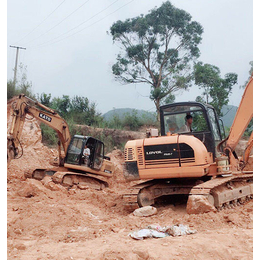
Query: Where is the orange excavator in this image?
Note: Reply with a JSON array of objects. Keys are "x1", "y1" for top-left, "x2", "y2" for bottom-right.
[
  {"x1": 7, "y1": 94, "x2": 114, "y2": 190},
  {"x1": 123, "y1": 76, "x2": 253, "y2": 213}
]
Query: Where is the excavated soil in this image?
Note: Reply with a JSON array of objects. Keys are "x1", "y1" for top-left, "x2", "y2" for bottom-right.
[{"x1": 7, "y1": 99, "x2": 253, "y2": 260}]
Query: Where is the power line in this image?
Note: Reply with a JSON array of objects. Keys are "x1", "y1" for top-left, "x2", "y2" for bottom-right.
[
  {"x1": 31, "y1": 0, "x2": 135, "y2": 49},
  {"x1": 14, "y1": 0, "x2": 66, "y2": 45},
  {"x1": 23, "y1": 0, "x2": 91, "y2": 46},
  {"x1": 29, "y1": 0, "x2": 120, "y2": 49}
]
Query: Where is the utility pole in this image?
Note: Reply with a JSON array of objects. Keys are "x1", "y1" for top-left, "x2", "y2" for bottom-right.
[{"x1": 10, "y1": 45, "x2": 26, "y2": 87}]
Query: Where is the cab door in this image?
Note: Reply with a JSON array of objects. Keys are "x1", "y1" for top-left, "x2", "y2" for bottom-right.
[
  {"x1": 93, "y1": 141, "x2": 104, "y2": 170},
  {"x1": 65, "y1": 136, "x2": 85, "y2": 165}
]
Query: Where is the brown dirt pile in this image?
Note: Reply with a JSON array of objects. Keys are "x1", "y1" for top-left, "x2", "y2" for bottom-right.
[
  {"x1": 7, "y1": 98, "x2": 253, "y2": 260},
  {"x1": 7, "y1": 98, "x2": 58, "y2": 181}
]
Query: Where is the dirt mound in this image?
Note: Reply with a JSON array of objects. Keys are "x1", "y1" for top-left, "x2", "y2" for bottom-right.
[{"x1": 106, "y1": 149, "x2": 126, "y2": 187}]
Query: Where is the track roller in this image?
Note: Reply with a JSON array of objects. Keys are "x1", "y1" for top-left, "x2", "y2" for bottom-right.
[{"x1": 137, "y1": 187, "x2": 155, "y2": 207}]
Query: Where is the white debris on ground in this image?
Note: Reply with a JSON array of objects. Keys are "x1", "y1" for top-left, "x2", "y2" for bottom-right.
[{"x1": 129, "y1": 224, "x2": 197, "y2": 240}]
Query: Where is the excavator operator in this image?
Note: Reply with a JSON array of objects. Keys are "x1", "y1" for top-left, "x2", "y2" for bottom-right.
[
  {"x1": 83, "y1": 144, "x2": 91, "y2": 166},
  {"x1": 179, "y1": 115, "x2": 193, "y2": 132}
]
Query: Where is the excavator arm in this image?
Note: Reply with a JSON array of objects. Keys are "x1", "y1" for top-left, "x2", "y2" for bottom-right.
[
  {"x1": 7, "y1": 94, "x2": 71, "y2": 165},
  {"x1": 223, "y1": 75, "x2": 253, "y2": 170}
]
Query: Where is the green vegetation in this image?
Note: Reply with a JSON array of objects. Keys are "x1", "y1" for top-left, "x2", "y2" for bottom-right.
[
  {"x1": 244, "y1": 118, "x2": 253, "y2": 137},
  {"x1": 7, "y1": 0, "x2": 253, "y2": 150},
  {"x1": 110, "y1": 1, "x2": 203, "y2": 120},
  {"x1": 36, "y1": 94, "x2": 156, "y2": 147},
  {"x1": 7, "y1": 64, "x2": 35, "y2": 100},
  {"x1": 104, "y1": 109, "x2": 158, "y2": 131},
  {"x1": 194, "y1": 62, "x2": 238, "y2": 116},
  {"x1": 240, "y1": 61, "x2": 253, "y2": 89},
  {"x1": 7, "y1": 73, "x2": 157, "y2": 149}
]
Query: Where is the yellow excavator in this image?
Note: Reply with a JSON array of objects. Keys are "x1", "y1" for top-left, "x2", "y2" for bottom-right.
[
  {"x1": 7, "y1": 94, "x2": 114, "y2": 190},
  {"x1": 123, "y1": 76, "x2": 253, "y2": 213}
]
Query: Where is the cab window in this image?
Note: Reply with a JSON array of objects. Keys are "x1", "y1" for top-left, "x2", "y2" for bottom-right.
[
  {"x1": 207, "y1": 108, "x2": 221, "y2": 141},
  {"x1": 163, "y1": 107, "x2": 209, "y2": 134},
  {"x1": 66, "y1": 137, "x2": 84, "y2": 165}
]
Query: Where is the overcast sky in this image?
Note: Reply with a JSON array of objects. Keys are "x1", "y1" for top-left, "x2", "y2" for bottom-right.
[{"x1": 7, "y1": 0, "x2": 253, "y2": 114}]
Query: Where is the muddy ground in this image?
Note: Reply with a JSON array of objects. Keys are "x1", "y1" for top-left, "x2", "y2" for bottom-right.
[{"x1": 7, "y1": 101, "x2": 253, "y2": 260}]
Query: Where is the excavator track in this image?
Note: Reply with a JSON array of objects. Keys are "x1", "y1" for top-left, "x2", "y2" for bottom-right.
[
  {"x1": 25, "y1": 168, "x2": 108, "y2": 190},
  {"x1": 123, "y1": 179, "x2": 198, "y2": 211},
  {"x1": 188, "y1": 173, "x2": 253, "y2": 212},
  {"x1": 52, "y1": 171, "x2": 108, "y2": 190},
  {"x1": 123, "y1": 174, "x2": 253, "y2": 213},
  {"x1": 123, "y1": 180, "x2": 155, "y2": 211}
]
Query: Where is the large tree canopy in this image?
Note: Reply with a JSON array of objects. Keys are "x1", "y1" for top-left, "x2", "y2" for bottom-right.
[
  {"x1": 110, "y1": 1, "x2": 203, "y2": 119},
  {"x1": 194, "y1": 62, "x2": 238, "y2": 116}
]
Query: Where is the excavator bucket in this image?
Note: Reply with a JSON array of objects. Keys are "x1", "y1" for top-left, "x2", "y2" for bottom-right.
[{"x1": 7, "y1": 138, "x2": 17, "y2": 164}]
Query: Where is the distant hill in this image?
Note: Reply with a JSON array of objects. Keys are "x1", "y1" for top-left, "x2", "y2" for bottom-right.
[
  {"x1": 102, "y1": 105, "x2": 237, "y2": 128},
  {"x1": 102, "y1": 108, "x2": 156, "y2": 122},
  {"x1": 220, "y1": 105, "x2": 238, "y2": 128}
]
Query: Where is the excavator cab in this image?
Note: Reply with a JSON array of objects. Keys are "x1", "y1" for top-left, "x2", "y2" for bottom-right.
[
  {"x1": 160, "y1": 102, "x2": 224, "y2": 158},
  {"x1": 65, "y1": 135, "x2": 104, "y2": 170}
]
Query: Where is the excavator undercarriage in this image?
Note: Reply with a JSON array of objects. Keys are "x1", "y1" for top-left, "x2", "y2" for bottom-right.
[
  {"x1": 24, "y1": 167, "x2": 109, "y2": 190},
  {"x1": 123, "y1": 173, "x2": 253, "y2": 213}
]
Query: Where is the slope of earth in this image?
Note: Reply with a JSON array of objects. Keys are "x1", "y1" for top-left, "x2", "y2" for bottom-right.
[{"x1": 7, "y1": 98, "x2": 253, "y2": 260}]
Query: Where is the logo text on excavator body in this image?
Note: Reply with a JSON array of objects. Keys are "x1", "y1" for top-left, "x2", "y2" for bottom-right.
[{"x1": 39, "y1": 112, "x2": 52, "y2": 122}]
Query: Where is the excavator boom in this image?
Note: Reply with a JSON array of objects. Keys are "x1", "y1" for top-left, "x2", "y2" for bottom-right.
[
  {"x1": 7, "y1": 94, "x2": 71, "y2": 164},
  {"x1": 225, "y1": 75, "x2": 253, "y2": 154}
]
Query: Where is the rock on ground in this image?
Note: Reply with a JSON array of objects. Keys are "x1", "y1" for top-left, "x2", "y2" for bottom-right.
[
  {"x1": 186, "y1": 195, "x2": 217, "y2": 214},
  {"x1": 133, "y1": 206, "x2": 157, "y2": 217}
]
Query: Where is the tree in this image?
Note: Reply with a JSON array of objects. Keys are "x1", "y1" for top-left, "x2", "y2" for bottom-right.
[
  {"x1": 240, "y1": 61, "x2": 253, "y2": 89},
  {"x1": 7, "y1": 80, "x2": 16, "y2": 100},
  {"x1": 122, "y1": 110, "x2": 142, "y2": 131},
  {"x1": 71, "y1": 96, "x2": 103, "y2": 126},
  {"x1": 47, "y1": 94, "x2": 103, "y2": 126},
  {"x1": 18, "y1": 64, "x2": 34, "y2": 98},
  {"x1": 37, "y1": 93, "x2": 52, "y2": 107},
  {"x1": 51, "y1": 95, "x2": 71, "y2": 119},
  {"x1": 7, "y1": 63, "x2": 34, "y2": 100},
  {"x1": 110, "y1": 1, "x2": 203, "y2": 120},
  {"x1": 194, "y1": 62, "x2": 238, "y2": 116}
]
